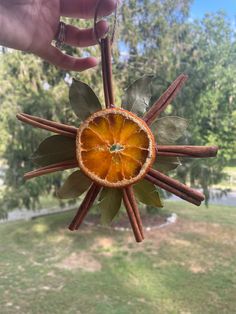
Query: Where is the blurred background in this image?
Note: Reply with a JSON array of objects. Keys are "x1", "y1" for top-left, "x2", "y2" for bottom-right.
[{"x1": 0, "y1": 0, "x2": 236, "y2": 313}]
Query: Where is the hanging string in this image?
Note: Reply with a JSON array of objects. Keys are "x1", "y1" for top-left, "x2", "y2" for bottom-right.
[
  {"x1": 94, "y1": 0, "x2": 118, "y2": 108},
  {"x1": 94, "y1": 0, "x2": 118, "y2": 45}
]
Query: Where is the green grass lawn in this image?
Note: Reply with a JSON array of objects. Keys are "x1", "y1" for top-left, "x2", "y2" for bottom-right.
[{"x1": 0, "y1": 201, "x2": 236, "y2": 314}]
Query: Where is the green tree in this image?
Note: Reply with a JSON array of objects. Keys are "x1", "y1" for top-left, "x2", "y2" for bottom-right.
[
  {"x1": 117, "y1": 0, "x2": 191, "y2": 84},
  {"x1": 174, "y1": 13, "x2": 236, "y2": 202},
  {"x1": 0, "y1": 52, "x2": 67, "y2": 212},
  {"x1": 118, "y1": 3, "x2": 236, "y2": 203}
]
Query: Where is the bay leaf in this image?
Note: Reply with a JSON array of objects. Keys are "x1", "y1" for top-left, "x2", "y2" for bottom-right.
[
  {"x1": 99, "y1": 188, "x2": 122, "y2": 225},
  {"x1": 57, "y1": 170, "x2": 92, "y2": 199},
  {"x1": 122, "y1": 76, "x2": 153, "y2": 117},
  {"x1": 133, "y1": 179, "x2": 163, "y2": 207},
  {"x1": 32, "y1": 135, "x2": 76, "y2": 166},
  {"x1": 154, "y1": 156, "x2": 181, "y2": 173},
  {"x1": 152, "y1": 116, "x2": 188, "y2": 144},
  {"x1": 69, "y1": 79, "x2": 102, "y2": 121}
]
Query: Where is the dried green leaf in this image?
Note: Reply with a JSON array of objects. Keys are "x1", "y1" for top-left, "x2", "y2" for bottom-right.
[
  {"x1": 122, "y1": 76, "x2": 153, "y2": 116},
  {"x1": 152, "y1": 116, "x2": 188, "y2": 144},
  {"x1": 32, "y1": 135, "x2": 76, "y2": 166},
  {"x1": 57, "y1": 170, "x2": 91, "y2": 199},
  {"x1": 99, "y1": 188, "x2": 122, "y2": 225},
  {"x1": 69, "y1": 79, "x2": 102, "y2": 121},
  {"x1": 134, "y1": 179, "x2": 163, "y2": 207},
  {"x1": 154, "y1": 156, "x2": 181, "y2": 173}
]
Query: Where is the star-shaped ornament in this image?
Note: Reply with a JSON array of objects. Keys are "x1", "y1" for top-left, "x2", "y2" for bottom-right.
[{"x1": 17, "y1": 37, "x2": 218, "y2": 242}]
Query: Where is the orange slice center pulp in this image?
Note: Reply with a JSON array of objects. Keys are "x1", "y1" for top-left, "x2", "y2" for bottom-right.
[{"x1": 76, "y1": 108, "x2": 156, "y2": 187}]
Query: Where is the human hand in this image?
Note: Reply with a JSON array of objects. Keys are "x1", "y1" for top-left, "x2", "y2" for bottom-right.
[{"x1": 0, "y1": 0, "x2": 117, "y2": 71}]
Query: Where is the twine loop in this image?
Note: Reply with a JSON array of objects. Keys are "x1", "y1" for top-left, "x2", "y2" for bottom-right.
[{"x1": 94, "y1": 0, "x2": 118, "y2": 45}]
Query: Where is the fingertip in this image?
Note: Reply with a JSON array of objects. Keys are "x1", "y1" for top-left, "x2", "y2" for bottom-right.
[
  {"x1": 105, "y1": 0, "x2": 118, "y2": 15},
  {"x1": 86, "y1": 57, "x2": 99, "y2": 68},
  {"x1": 95, "y1": 20, "x2": 109, "y2": 38},
  {"x1": 75, "y1": 57, "x2": 99, "y2": 72},
  {"x1": 39, "y1": 46, "x2": 99, "y2": 72},
  {"x1": 61, "y1": 0, "x2": 118, "y2": 19},
  {"x1": 97, "y1": 0, "x2": 118, "y2": 18}
]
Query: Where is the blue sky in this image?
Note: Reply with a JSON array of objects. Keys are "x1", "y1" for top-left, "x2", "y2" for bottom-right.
[
  {"x1": 119, "y1": 1, "x2": 236, "y2": 58},
  {"x1": 190, "y1": 0, "x2": 236, "y2": 19}
]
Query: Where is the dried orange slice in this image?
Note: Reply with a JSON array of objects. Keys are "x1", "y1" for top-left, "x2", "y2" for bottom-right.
[{"x1": 76, "y1": 108, "x2": 156, "y2": 187}]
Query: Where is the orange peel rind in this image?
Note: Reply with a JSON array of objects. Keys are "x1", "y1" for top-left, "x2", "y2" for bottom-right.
[{"x1": 76, "y1": 108, "x2": 156, "y2": 187}]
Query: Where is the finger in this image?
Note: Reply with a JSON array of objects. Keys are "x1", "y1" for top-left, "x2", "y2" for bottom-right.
[
  {"x1": 64, "y1": 20, "x2": 108, "y2": 47},
  {"x1": 60, "y1": 0, "x2": 117, "y2": 19},
  {"x1": 39, "y1": 46, "x2": 98, "y2": 71}
]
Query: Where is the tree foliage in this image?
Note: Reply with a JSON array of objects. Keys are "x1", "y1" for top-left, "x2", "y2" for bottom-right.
[
  {"x1": 173, "y1": 13, "x2": 236, "y2": 202},
  {"x1": 118, "y1": 2, "x2": 236, "y2": 203}
]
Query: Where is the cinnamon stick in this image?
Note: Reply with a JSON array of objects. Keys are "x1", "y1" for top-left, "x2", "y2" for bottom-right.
[
  {"x1": 149, "y1": 168, "x2": 204, "y2": 202},
  {"x1": 69, "y1": 183, "x2": 101, "y2": 231},
  {"x1": 24, "y1": 160, "x2": 78, "y2": 180},
  {"x1": 157, "y1": 145, "x2": 218, "y2": 158},
  {"x1": 125, "y1": 186, "x2": 144, "y2": 239},
  {"x1": 143, "y1": 74, "x2": 188, "y2": 125},
  {"x1": 16, "y1": 113, "x2": 76, "y2": 138},
  {"x1": 101, "y1": 37, "x2": 114, "y2": 108},
  {"x1": 104, "y1": 37, "x2": 115, "y2": 106},
  {"x1": 123, "y1": 188, "x2": 143, "y2": 242},
  {"x1": 145, "y1": 173, "x2": 201, "y2": 206},
  {"x1": 101, "y1": 39, "x2": 110, "y2": 108},
  {"x1": 21, "y1": 113, "x2": 77, "y2": 134}
]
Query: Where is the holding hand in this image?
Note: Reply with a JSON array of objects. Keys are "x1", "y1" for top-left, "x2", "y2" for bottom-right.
[{"x1": 0, "y1": 0, "x2": 117, "y2": 71}]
